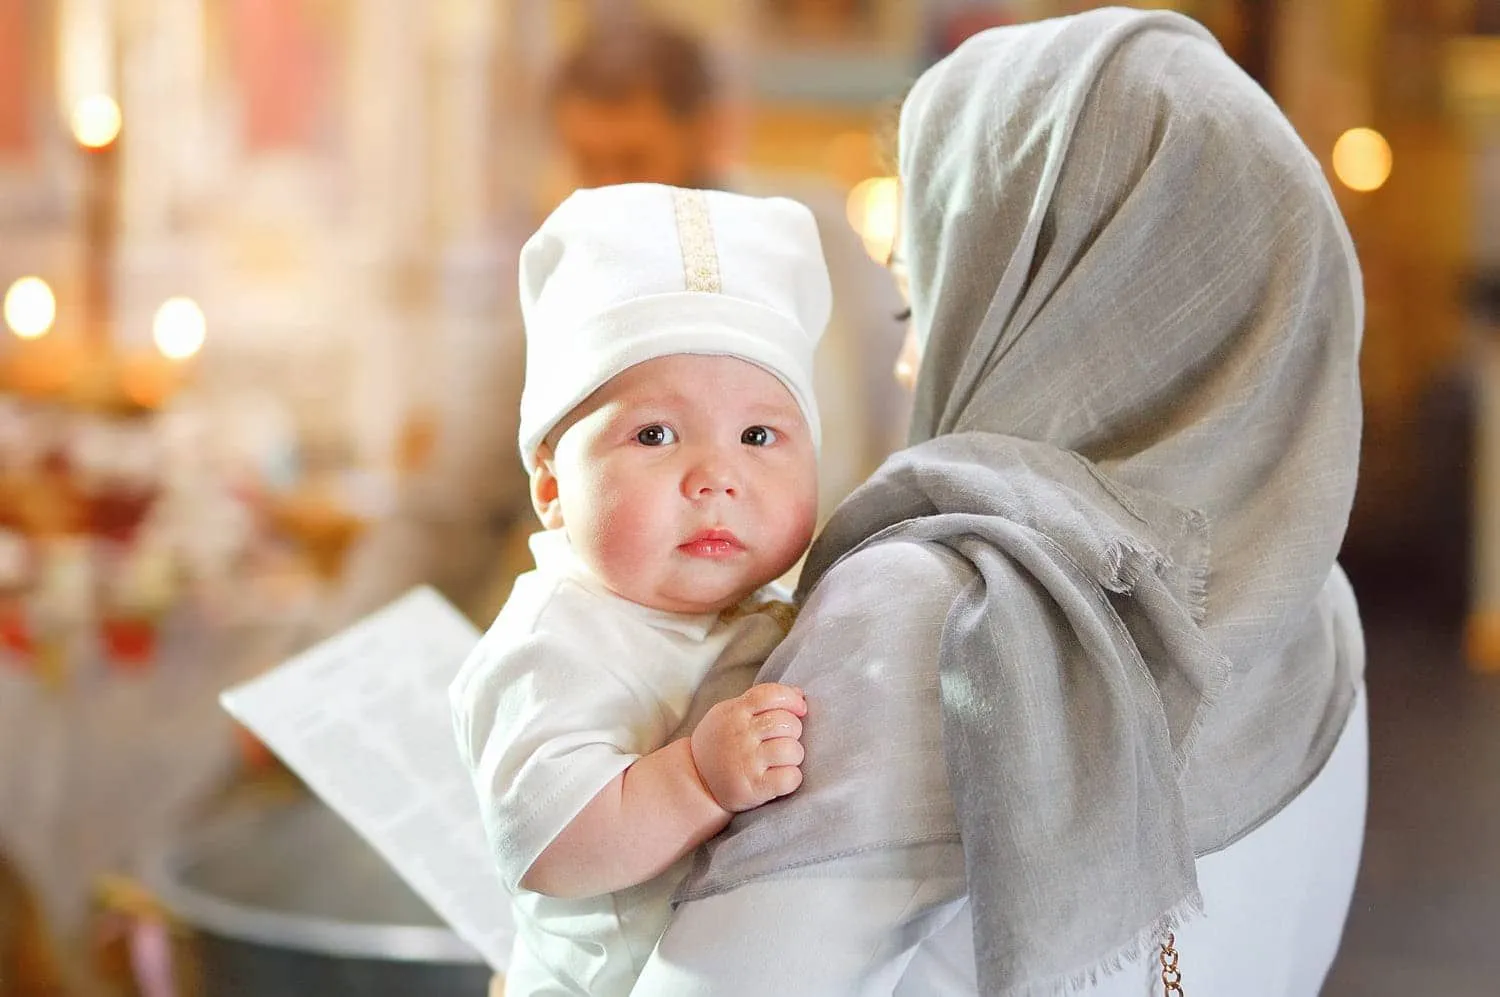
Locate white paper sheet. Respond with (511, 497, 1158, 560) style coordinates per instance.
(219, 586, 512, 970)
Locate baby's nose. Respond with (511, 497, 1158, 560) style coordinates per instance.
(685, 457, 739, 498)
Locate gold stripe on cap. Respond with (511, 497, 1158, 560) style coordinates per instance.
(672, 189, 722, 293)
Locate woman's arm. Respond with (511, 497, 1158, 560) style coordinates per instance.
(630, 845, 971, 997)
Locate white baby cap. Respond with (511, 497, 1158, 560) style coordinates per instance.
(517, 183, 831, 469)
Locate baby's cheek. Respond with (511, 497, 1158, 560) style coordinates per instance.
(591, 512, 645, 567)
(787, 490, 820, 550)
(585, 472, 643, 541)
(600, 488, 671, 566)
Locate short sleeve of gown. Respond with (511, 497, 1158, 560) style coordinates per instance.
(451, 599, 670, 894)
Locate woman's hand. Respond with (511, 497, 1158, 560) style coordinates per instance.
(690, 683, 807, 812)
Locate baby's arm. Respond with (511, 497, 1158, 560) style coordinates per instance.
(521, 682, 807, 899)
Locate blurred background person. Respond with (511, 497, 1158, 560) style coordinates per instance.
(547, 15, 723, 190)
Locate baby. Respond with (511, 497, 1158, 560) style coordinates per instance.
(450, 183, 830, 997)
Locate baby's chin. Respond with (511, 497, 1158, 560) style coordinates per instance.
(623, 573, 770, 616)
(643, 588, 756, 616)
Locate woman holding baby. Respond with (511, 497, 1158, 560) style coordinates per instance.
(626, 8, 1367, 997)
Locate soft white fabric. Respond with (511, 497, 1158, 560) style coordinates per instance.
(631, 687, 1368, 997)
(449, 528, 784, 997)
(517, 184, 832, 468)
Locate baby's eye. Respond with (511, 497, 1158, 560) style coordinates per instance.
(635, 425, 677, 447)
(741, 426, 778, 447)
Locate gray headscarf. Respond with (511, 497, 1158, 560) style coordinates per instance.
(794, 7, 1363, 994)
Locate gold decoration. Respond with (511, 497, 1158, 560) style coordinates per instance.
(671, 189, 722, 294)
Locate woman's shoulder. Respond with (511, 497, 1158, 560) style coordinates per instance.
(801, 538, 977, 620)
(820, 535, 977, 585)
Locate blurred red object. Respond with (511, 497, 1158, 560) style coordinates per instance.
(88, 486, 159, 544)
(0, 601, 31, 660)
(100, 617, 156, 671)
(0, 0, 31, 156)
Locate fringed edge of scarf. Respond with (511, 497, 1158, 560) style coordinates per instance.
(1004, 889, 1208, 997)
(1099, 521, 1228, 771)
(1177, 507, 1212, 627)
(1098, 535, 1167, 596)
(1096, 502, 1212, 628)
(1170, 506, 1227, 768)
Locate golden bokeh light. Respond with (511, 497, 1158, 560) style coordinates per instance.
(845, 176, 901, 264)
(4, 277, 57, 339)
(71, 94, 123, 149)
(152, 297, 206, 360)
(1332, 127, 1392, 193)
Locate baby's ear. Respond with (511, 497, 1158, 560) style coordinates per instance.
(530, 448, 565, 530)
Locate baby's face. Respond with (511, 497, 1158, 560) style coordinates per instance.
(534, 355, 818, 615)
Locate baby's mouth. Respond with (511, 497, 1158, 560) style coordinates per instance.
(678, 529, 745, 558)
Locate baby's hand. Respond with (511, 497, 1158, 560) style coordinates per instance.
(690, 682, 807, 813)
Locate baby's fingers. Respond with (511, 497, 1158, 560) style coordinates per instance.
(757, 763, 804, 800)
(753, 709, 803, 742)
(741, 682, 807, 718)
(758, 735, 805, 770)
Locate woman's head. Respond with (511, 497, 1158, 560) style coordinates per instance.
(894, 8, 1362, 650)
